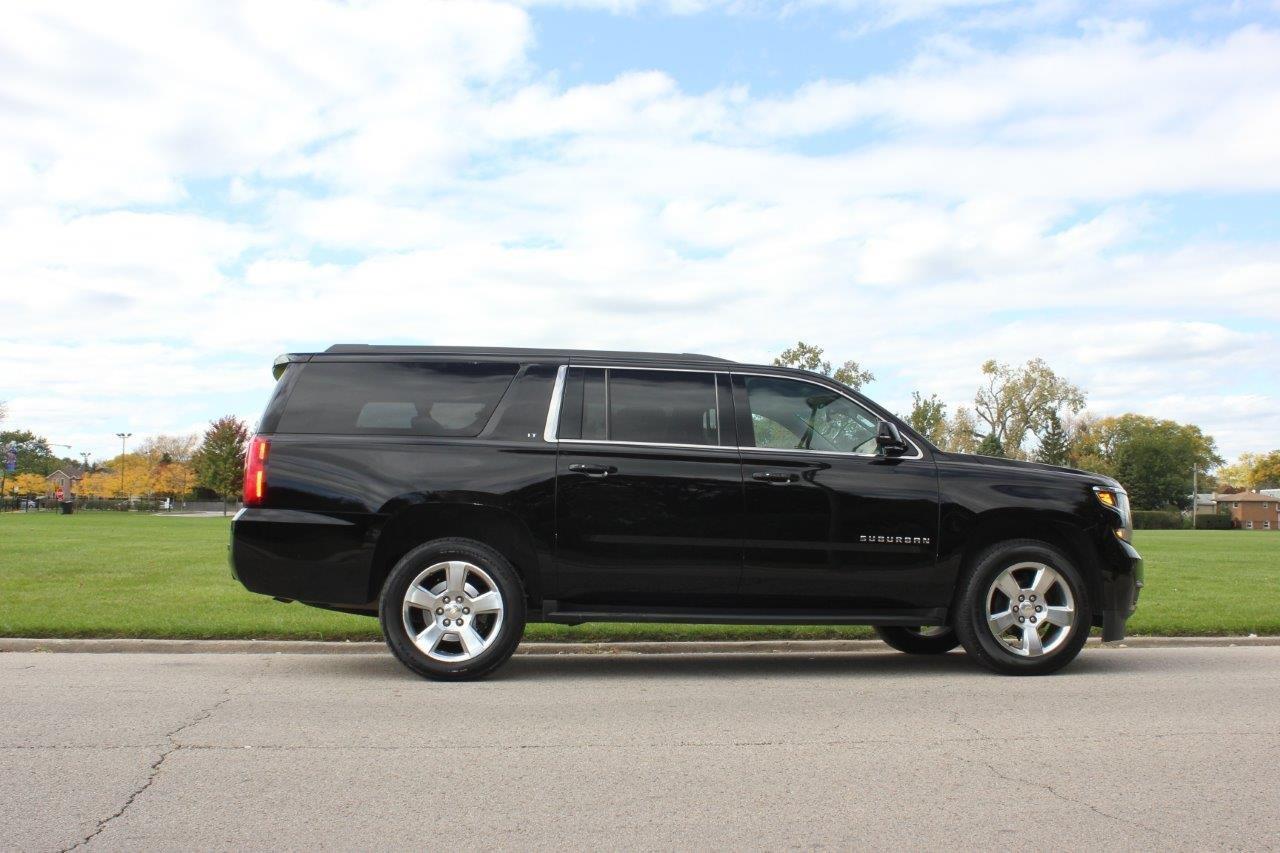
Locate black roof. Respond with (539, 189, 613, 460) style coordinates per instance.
(320, 345, 734, 364)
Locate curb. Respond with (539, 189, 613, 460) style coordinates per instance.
(1, 635, 1277, 655)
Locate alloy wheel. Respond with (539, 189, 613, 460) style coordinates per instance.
(984, 561, 1076, 657)
(401, 560, 505, 662)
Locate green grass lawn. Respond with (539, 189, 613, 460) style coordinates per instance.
(1, 511, 1276, 640)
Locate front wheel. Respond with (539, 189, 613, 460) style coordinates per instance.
(874, 625, 960, 655)
(953, 539, 1091, 676)
(379, 538, 526, 681)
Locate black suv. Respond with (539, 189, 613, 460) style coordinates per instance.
(231, 345, 1142, 679)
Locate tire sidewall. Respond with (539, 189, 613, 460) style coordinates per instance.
(957, 541, 1091, 675)
(874, 625, 961, 655)
(379, 538, 526, 680)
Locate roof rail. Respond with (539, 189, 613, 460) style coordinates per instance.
(320, 345, 732, 363)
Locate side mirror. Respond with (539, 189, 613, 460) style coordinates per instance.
(875, 420, 908, 457)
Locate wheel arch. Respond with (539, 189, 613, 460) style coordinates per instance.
(953, 509, 1103, 624)
(368, 502, 543, 606)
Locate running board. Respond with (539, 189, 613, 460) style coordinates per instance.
(538, 603, 947, 627)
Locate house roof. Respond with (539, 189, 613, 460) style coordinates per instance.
(45, 467, 85, 481)
(1213, 491, 1275, 503)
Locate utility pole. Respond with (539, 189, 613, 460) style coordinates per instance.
(1191, 465, 1197, 530)
(115, 432, 132, 499)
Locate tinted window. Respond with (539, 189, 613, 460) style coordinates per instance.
(609, 370, 718, 445)
(278, 361, 518, 436)
(558, 368, 721, 445)
(483, 364, 559, 441)
(557, 367, 601, 441)
(744, 376, 879, 453)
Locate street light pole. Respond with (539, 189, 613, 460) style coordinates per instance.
(115, 432, 132, 499)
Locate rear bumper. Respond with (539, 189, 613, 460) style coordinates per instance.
(1099, 538, 1143, 642)
(230, 508, 378, 607)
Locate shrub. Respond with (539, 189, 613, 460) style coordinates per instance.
(1132, 510, 1184, 529)
(1193, 514, 1235, 530)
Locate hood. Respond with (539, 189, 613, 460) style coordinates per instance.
(938, 451, 1121, 488)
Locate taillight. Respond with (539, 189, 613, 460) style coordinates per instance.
(243, 435, 270, 507)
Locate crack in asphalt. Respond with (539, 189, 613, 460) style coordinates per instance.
(942, 708, 1182, 842)
(947, 750, 1178, 843)
(58, 691, 235, 853)
(54, 657, 282, 853)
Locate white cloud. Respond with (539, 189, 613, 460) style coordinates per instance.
(0, 0, 1277, 462)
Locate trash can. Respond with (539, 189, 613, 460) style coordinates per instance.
(59, 501, 74, 515)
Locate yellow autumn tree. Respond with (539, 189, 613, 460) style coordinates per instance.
(12, 472, 49, 496)
(154, 462, 195, 499)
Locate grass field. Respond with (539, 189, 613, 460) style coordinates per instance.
(1, 511, 1276, 640)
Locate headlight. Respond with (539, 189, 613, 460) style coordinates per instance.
(1094, 486, 1132, 540)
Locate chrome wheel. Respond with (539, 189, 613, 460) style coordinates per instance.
(985, 561, 1076, 657)
(401, 560, 505, 662)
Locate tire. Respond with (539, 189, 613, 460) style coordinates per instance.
(953, 539, 1091, 676)
(379, 537, 526, 681)
(874, 625, 960, 655)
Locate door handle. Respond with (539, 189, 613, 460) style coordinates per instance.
(752, 471, 799, 484)
(569, 463, 617, 477)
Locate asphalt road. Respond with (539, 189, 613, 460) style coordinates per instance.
(3, 645, 1278, 851)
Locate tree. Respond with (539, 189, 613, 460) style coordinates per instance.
(944, 406, 980, 454)
(154, 461, 196, 501)
(13, 472, 48, 496)
(774, 341, 875, 390)
(0, 430, 56, 475)
(138, 434, 199, 466)
(973, 359, 1085, 459)
(907, 392, 947, 446)
(194, 417, 249, 513)
(1083, 414, 1222, 510)
(976, 432, 1006, 458)
(1218, 451, 1280, 491)
(1035, 412, 1071, 466)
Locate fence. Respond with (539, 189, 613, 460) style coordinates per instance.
(4, 497, 242, 513)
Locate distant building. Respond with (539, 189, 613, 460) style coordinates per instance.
(1191, 493, 1216, 516)
(1213, 491, 1280, 531)
(44, 467, 85, 498)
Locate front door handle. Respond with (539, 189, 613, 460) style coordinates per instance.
(569, 463, 617, 477)
(751, 471, 799, 484)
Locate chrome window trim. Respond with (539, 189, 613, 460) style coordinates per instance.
(543, 365, 567, 443)
(541, 363, 925, 460)
(558, 438, 736, 451)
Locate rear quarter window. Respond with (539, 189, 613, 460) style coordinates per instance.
(277, 361, 519, 437)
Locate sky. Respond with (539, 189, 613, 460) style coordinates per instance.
(2, 0, 1278, 465)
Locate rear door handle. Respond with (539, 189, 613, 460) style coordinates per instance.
(751, 471, 799, 484)
(569, 463, 617, 477)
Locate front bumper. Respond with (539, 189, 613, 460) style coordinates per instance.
(1100, 538, 1143, 642)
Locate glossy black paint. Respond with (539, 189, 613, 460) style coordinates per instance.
(230, 347, 1142, 638)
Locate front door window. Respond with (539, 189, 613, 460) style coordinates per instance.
(744, 376, 880, 454)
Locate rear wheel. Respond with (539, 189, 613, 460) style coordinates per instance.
(873, 625, 960, 655)
(379, 538, 526, 681)
(954, 539, 1091, 675)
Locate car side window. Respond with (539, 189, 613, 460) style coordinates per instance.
(559, 367, 719, 445)
(743, 376, 880, 453)
(608, 369, 719, 446)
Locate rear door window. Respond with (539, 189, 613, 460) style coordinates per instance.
(559, 367, 720, 445)
(277, 361, 518, 436)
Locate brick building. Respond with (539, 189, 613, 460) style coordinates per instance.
(1213, 491, 1280, 531)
